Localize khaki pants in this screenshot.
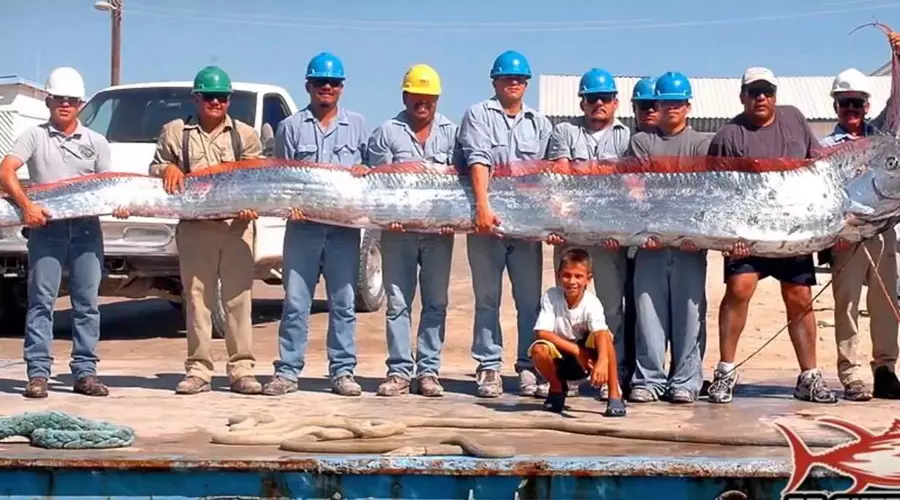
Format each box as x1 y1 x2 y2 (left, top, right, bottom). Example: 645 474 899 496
176 219 256 383
832 230 900 386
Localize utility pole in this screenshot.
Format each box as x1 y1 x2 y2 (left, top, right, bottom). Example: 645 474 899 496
94 0 123 86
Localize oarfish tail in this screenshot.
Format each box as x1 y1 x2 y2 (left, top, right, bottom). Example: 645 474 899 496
773 421 820 495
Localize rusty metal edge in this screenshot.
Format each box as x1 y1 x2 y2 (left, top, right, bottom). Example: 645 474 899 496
0 455 843 479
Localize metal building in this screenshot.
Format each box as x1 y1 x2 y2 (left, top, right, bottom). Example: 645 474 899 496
0 75 49 158
538 74 891 138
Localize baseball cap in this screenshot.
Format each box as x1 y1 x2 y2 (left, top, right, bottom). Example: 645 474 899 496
741 67 777 87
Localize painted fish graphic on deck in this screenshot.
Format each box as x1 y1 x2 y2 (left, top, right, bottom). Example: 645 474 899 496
774 417 900 495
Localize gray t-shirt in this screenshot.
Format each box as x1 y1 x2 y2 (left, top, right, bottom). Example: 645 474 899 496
7 121 112 184
707 105 817 160
625 126 711 161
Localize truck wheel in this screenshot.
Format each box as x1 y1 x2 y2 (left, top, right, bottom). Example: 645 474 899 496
0 278 27 335
355 231 385 312
172 279 227 339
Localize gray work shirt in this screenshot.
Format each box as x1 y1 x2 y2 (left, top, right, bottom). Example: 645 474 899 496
273 106 369 167
456 97 552 174
367 110 459 166
7 121 112 184
548 117 631 160
625 126 712 161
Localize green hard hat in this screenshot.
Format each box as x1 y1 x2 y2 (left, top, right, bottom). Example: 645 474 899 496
192 66 232 94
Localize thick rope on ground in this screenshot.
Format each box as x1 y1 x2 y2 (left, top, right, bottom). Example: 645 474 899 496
213 413 853 455
0 411 135 449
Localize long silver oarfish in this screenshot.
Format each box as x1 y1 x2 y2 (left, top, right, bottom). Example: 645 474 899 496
1 26 900 258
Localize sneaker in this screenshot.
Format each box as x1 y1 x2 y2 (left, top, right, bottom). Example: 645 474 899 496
73 375 109 397
534 382 550 398
668 387 695 404
230 376 263 395
842 380 873 401
377 375 410 396
175 375 210 395
794 369 837 404
873 366 900 399
707 367 739 404
566 381 580 397
542 392 566 413
628 386 657 403
331 374 362 396
24 377 48 399
518 369 539 396
475 369 502 398
417 375 444 397
598 383 609 401
262 376 298 396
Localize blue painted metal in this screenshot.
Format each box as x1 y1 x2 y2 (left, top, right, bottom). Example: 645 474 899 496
0 455 857 499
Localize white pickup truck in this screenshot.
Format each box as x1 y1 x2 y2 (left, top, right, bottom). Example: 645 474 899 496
0 81 385 337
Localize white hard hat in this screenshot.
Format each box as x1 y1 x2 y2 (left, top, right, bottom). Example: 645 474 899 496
831 68 872 97
45 67 86 100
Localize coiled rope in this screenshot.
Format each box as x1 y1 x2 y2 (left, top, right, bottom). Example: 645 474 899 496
0 411 135 449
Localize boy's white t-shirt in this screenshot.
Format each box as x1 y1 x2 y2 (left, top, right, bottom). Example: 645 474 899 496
533 286 609 342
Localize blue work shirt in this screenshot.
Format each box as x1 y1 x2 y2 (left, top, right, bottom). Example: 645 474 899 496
273 105 369 167
367 111 459 166
456 97 552 174
819 121 879 147
547 117 631 161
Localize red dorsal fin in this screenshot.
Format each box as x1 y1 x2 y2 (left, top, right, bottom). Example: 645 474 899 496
366 161 461 176
185 158 347 178
489 156 815 178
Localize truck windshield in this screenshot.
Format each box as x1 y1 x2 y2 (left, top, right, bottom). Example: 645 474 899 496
78 87 257 143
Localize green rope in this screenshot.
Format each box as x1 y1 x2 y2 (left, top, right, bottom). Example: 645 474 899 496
0 411 135 449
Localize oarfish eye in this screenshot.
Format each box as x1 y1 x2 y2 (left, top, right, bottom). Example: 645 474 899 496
887 156 900 170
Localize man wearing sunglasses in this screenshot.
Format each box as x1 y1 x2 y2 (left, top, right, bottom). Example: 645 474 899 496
457 50 553 398
707 67 836 405
144 65 265 396
544 68 631 400
631 77 659 133
621 72 711 404
263 52 370 398
0 67 112 398
819 67 900 401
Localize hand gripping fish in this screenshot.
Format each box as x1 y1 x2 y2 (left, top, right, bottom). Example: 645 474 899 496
2 27 900 258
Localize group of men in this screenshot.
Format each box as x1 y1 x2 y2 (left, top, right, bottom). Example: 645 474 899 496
3 40 900 407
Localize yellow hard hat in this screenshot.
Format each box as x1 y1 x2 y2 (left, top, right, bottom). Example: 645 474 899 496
402 64 442 96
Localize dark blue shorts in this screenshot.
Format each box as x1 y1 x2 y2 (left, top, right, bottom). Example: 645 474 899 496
723 255 817 286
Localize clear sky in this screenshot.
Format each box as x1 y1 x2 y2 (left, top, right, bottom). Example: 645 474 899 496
5 0 900 125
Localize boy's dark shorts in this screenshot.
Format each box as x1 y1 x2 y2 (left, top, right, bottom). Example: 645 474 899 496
723 254 816 286
527 339 597 381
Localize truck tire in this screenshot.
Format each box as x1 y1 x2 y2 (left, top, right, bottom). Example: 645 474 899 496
355 230 385 312
0 278 27 335
171 279 227 339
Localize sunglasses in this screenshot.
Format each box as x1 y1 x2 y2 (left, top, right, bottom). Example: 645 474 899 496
744 86 776 99
309 78 344 88
49 95 81 105
634 101 659 111
837 98 867 109
199 93 230 102
583 93 616 104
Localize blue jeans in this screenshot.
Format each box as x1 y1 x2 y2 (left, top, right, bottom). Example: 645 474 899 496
632 248 707 396
24 217 103 381
466 234 542 373
381 231 453 379
274 221 361 380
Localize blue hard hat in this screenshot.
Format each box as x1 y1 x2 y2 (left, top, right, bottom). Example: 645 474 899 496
306 52 345 80
632 77 657 101
490 50 532 79
654 71 692 100
578 68 617 96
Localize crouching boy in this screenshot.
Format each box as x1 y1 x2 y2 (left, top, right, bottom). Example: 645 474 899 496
527 248 626 417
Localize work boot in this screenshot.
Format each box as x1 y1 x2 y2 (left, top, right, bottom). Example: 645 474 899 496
175 375 210 395
475 369 502 398
376 375 410 396
416 375 444 397
535 382 550 399
73 375 109 397
842 380 873 401
24 377 48 399
230 376 262 395
262 376 298 396
331 374 362 396
518 369 539 396
667 387 695 404
628 386 657 403
793 369 837 404
707 366 739 404
873 366 900 399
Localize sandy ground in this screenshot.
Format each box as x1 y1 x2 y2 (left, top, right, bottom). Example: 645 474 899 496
0 235 895 460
